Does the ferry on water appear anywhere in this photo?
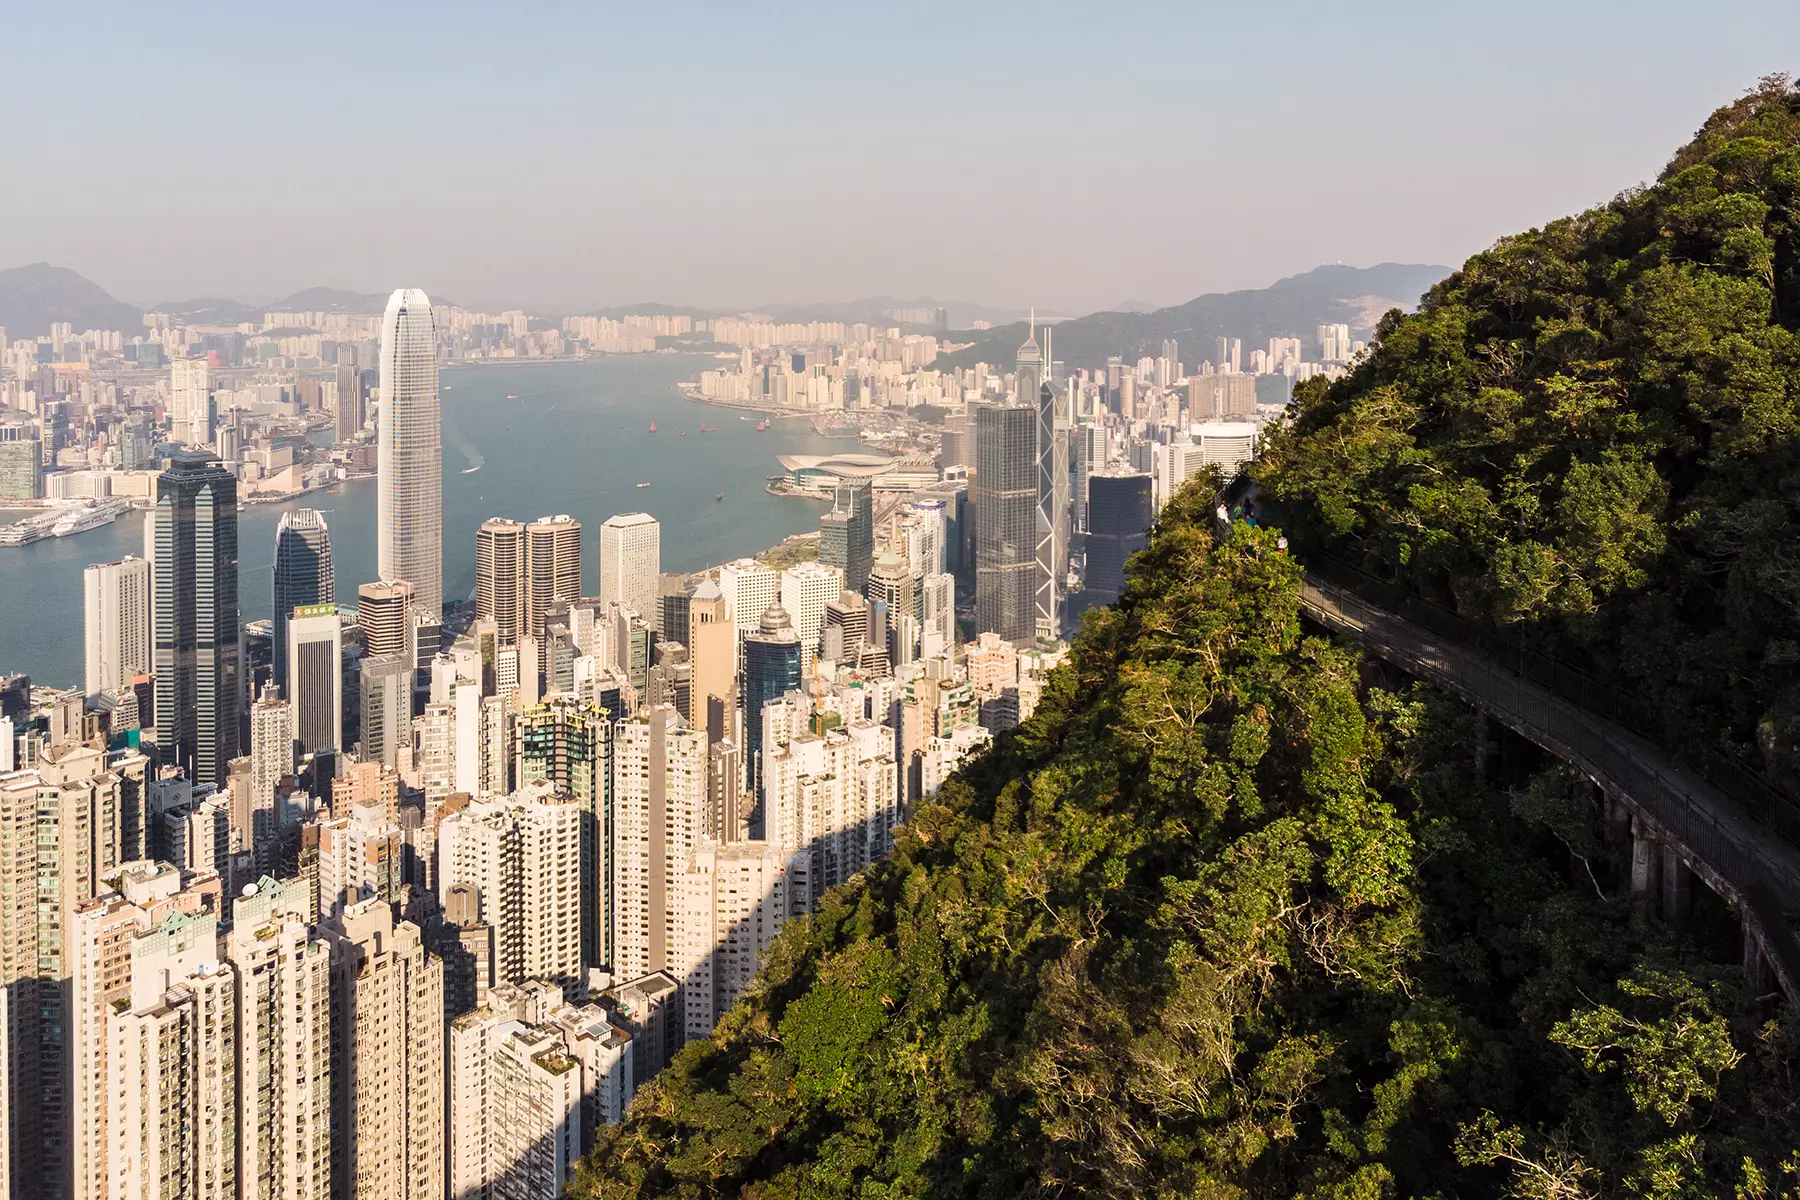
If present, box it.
[636,482,651,489]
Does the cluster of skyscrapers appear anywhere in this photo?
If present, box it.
[0,253,1360,1198]
[1,283,1104,1199]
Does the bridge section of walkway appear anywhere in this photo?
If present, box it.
[1300,570,1800,1000]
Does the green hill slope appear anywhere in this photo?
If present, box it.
[1254,77,1800,784]
[572,487,1796,1198]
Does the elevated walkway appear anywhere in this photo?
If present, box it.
[1299,568,1800,999]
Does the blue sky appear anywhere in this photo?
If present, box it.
[2,1,1793,314]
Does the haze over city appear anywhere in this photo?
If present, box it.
[2,7,1798,1200]
[4,0,1793,314]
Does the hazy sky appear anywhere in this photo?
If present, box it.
[3,1,1793,315]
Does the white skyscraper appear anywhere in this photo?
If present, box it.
[327,899,445,1200]
[674,840,790,1040]
[107,911,237,1200]
[83,555,151,695]
[448,982,629,1200]
[378,288,443,619]
[438,779,586,993]
[247,687,294,868]
[598,512,660,621]
[779,561,843,672]
[611,706,707,984]
[168,358,213,447]
[229,877,332,1200]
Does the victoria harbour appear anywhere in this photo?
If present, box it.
[0,354,834,684]
[5,12,1794,1198]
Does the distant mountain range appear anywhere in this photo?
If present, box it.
[580,296,1024,329]
[0,264,145,339]
[0,262,1451,351]
[933,263,1452,370]
[0,269,448,337]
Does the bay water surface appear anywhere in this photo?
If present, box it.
[0,355,835,688]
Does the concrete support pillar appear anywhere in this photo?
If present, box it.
[1602,786,1630,849]
[1659,846,1691,928]
[1630,826,1661,917]
[1744,928,1769,994]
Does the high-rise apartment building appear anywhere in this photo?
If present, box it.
[448,982,630,1200]
[169,357,214,446]
[247,687,293,865]
[517,698,613,969]
[316,802,404,919]
[525,515,582,640]
[378,288,443,619]
[107,912,237,1200]
[476,517,527,643]
[328,899,445,1200]
[611,706,706,983]
[83,555,151,696]
[921,572,956,657]
[598,512,660,621]
[229,876,332,1200]
[687,579,734,744]
[272,508,334,692]
[674,840,790,1040]
[761,704,900,912]
[153,451,242,786]
[69,861,206,1200]
[975,404,1036,644]
[438,779,587,992]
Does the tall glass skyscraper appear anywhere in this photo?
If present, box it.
[378,288,443,619]
[272,507,334,692]
[975,404,1036,644]
[818,479,873,596]
[153,450,241,786]
[1085,472,1153,607]
[742,602,802,823]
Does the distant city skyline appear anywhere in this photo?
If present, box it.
[1,2,1792,314]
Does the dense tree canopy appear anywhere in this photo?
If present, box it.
[1254,76,1800,781]
[572,486,1798,1199]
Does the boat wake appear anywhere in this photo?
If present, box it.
[446,421,485,474]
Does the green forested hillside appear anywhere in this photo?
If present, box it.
[573,487,1798,1199]
[1254,76,1800,781]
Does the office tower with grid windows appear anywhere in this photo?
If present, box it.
[272,508,334,693]
[153,450,241,786]
[378,288,443,619]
